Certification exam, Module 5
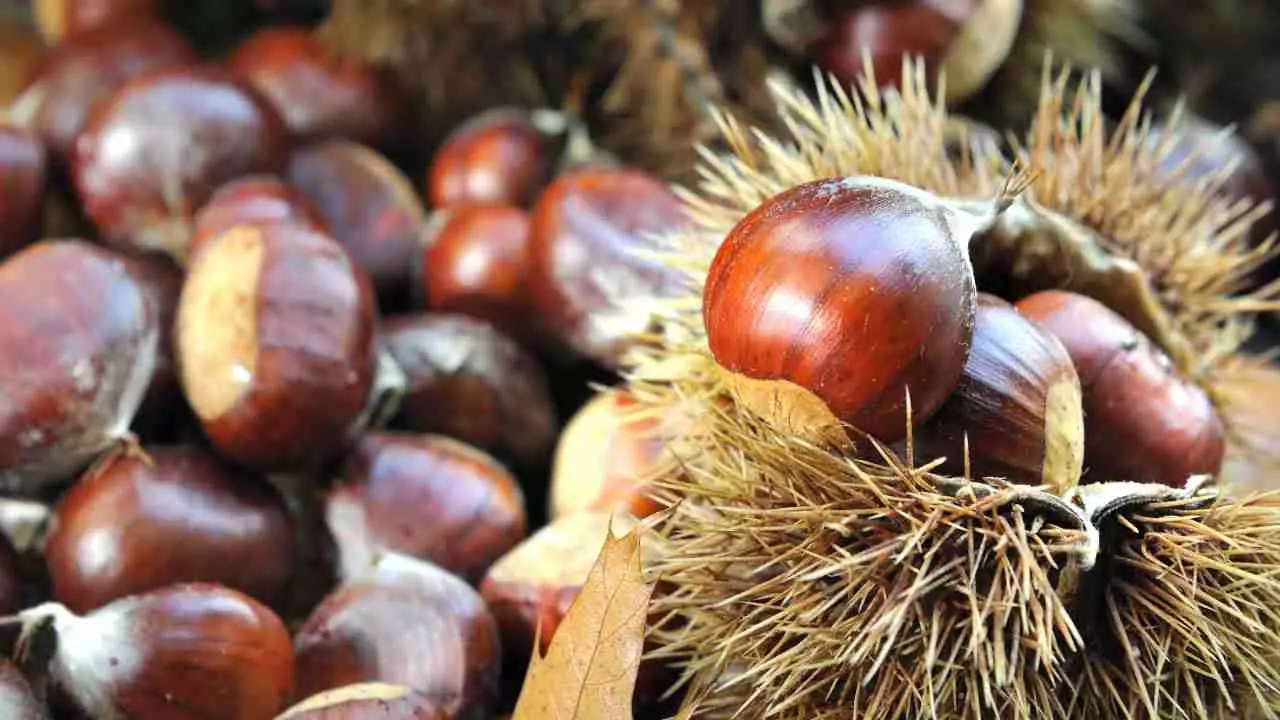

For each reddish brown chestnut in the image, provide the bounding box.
[529,166,689,367]
[73,66,290,258]
[116,251,187,439]
[293,553,501,720]
[288,140,427,309]
[0,240,158,494]
[380,313,556,473]
[34,0,158,41]
[15,583,295,719]
[704,176,985,444]
[427,109,551,209]
[327,432,525,583]
[45,445,294,614]
[1015,290,1226,487]
[550,391,666,520]
[176,222,377,471]
[191,175,323,262]
[278,684,447,720]
[0,126,48,260]
[0,660,48,720]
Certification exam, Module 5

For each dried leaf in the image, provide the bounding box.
[512,522,655,720]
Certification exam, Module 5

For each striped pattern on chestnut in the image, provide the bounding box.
[703,176,985,443]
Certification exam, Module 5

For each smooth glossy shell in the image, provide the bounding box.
[427,109,549,209]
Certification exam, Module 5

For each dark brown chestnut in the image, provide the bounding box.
[1015,290,1226,487]
[191,174,324,262]
[176,222,378,471]
[34,0,159,41]
[293,553,501,720]
[45,445,295,614]
[529,166,689,367]
[278,684,447,720]
[0,126,48,260]
[116,251,187,440]
[73,66,290,258]
[550,390,666,520]
[427,109,552,209]
[0,240,158,494]
[327,432,525,583]
[0,660,48,720]
[288,139,427,310]
[380,313,556,473]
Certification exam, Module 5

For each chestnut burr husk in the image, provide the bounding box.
[116,251,188,440]
[191,175,324,262]
[0,660,48,720]
[1015,290,1226,486]
[176,222,378,471]
[288,140,427,310]
[45,445,295,614]
[0,240,158,494]
[73,66,291,258]
[34,0,159,41]
[0,127,48,261]
[550,391,666,520]
[293,554,501,720]
[278,683,447,720]
[16,583,295,720]
[380,313,557,474]
[427,109,552,209]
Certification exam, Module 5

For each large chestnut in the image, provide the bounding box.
[550,390,666,520]
[704,176,983,443]
[176,222,378,471]
[16,583,295,719]
[529,166,689,367]
[0,240,157,494]
[289,140,427,310]
[45,445,295,614]
[191,175,324,262]
[1015,290,1225,486]
[116,251,188,439]
[0,127,48,260]
[293,553,501,720]
[34,0,159,41]
[327,432,525,583]
[73,66,290,258]
[427,109,551,209]
[380,313,556,473]
[279,684,446,720]
[0,660,48,719]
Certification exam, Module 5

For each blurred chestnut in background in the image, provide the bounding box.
[0,19,46,109]
[45,445,294,614]
[0,660,48,720]
[427,109,551,209]
[16,583,295,719]
[0,240,157,494]
[279,683,447,720]
[529,166,688,367]
[294,554,501,720]
[191,174,323,262]
[550,391,666,520]
[289,140,426,310]
[381,313,556,474]
[73,66,290,258]
[10,19,196,163]
[177,222,377,471]
[0,127,48,260]
[34,0,158,42]
[116,251,187,439]
[327,432,525,583]
[1016,290,1225,487]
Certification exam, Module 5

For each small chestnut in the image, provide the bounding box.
[529,166,689,367]
[16,583,295,719]
[0,126,48,260]
[427,108,552,209]
[1015,290,1226,486]
[380,313,557,473]
[45,444,295,614]
[278,684,447,720]
[293,553,501,720]
[34,0,159,41]
[176,222,378,471]
[550,391,666,520]
[0,660,48,720]
[0,240,158,494]
[73,66,290,258]
[191,174,324,262]
[116,251,188,440]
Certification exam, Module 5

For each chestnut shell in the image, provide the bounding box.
[191,174,324,262]
[427,109,550,209]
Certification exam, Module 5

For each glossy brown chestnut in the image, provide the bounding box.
[116,251,188,439]
[73,66,290,258]
[0,240,158,494]
[289,140,427,309]
[191,175,324,262]
[294,554,501,720]
[45,445,295,614]
[380,313,556,473]
[10,19,196,163]
[176,222,377,471]
[427,109,551,209]
[529,166,688,367]
[704,176,979,443]
[0,127,48,260]
[1015,290,1226,486]
[550,391,666,520]
[278,684,447,720]
[913,295,1083,491]
[227,27,403,149]
[327,432,525,583]
[0,660,48,720]
[35,0,158,41]
[16,583,295,719]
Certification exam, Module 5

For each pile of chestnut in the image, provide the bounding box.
[0,6,681,719]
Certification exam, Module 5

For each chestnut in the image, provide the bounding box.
[427,108,552,209]
[116,251,188,439]
[279,684,447,720]
[10,19,196,163]
[327,432,525,583]
[529,166,689,367]
[176,221,378,471]
[550,391,666,520]
[34,0,158,41]
[0,240,158,494]
[1015,290,1226,486]
[45,444,294,614]
[73,66,290,258]
[288,140,427,310]
[191,174,324,262]
[16,583,295,719]
[293,553,501,720]
[0,127,48,260]
[380,313,556,473]
[0,660,48,720]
